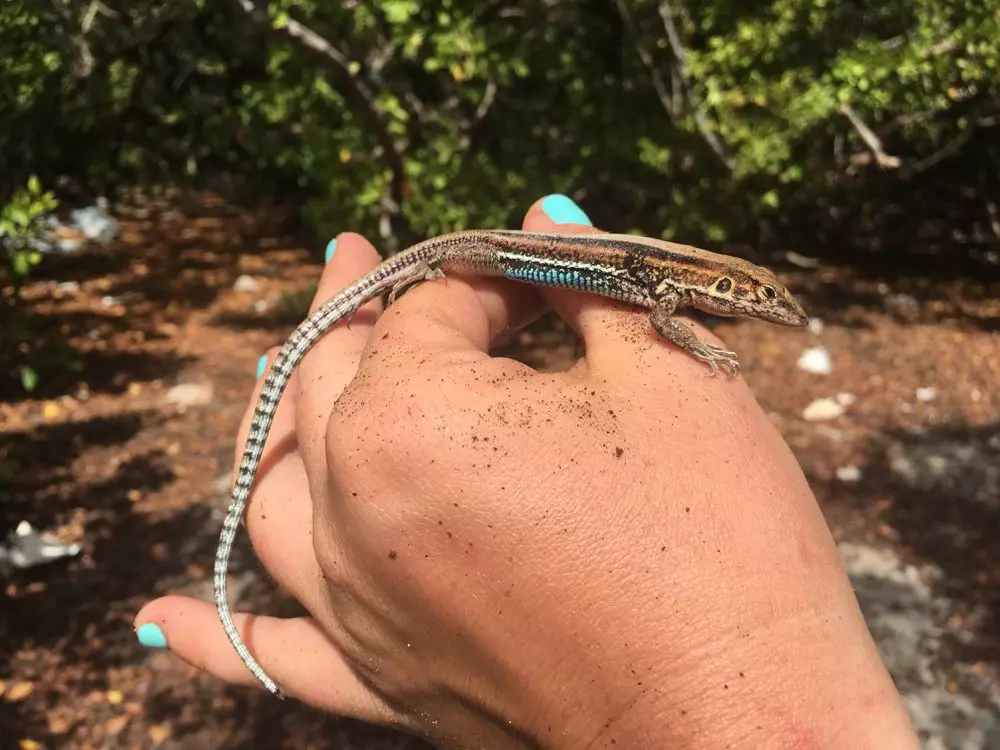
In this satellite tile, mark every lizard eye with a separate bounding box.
[715,277,733,293]
[761,285,776,299]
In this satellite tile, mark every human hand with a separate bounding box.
[136,195,918,749]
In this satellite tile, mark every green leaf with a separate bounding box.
[20,366,38,392]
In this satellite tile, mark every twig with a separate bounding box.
[230,0,407,238]
[612,0,679,121]
[656,0,735,170]
[901,128,972,179]
[839,102,901,169]
[985,200,1000,242]
[899,115,997,180]
[474,80,498,123]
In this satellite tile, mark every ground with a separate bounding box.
[1,192,998,749]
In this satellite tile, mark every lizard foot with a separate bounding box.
[387,263,445,307]
[689,342,740,377]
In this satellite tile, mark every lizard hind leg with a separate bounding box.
[386,262,445,307]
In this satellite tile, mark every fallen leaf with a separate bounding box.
[106,715,129,734]
[42,402,62,420]
[6,681,35,701]
[19,740,42,750]
[149,723,171,743]
[47,709,72,734]
[107,689,123,704]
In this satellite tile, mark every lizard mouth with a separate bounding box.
[781,297,809,327]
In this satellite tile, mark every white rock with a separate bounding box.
[785,251,820,268]
[836,465,862,482]
[807,317,825,335]
[165,382,213,409]
[233,274,259,293]
[836,392,856,406]
[797,346,832,375]
[916,387,936,402]
[803,397,846,421]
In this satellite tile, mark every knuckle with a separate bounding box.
[325,370,453,479]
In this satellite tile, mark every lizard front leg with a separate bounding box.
[650,296,740,376]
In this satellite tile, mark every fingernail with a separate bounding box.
[324,238,338,263]
[541,194,592,226]
[255,354,268,379]
[136,622,167,649]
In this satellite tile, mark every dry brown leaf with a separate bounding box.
[6,681,35,702]
[148,723,171,743]
[46,709,73,734]
[106,715,129,734]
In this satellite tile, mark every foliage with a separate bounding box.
[1,0,997,252]
[0,176,58,289]
[0,176,60,392]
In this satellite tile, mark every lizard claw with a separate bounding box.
[691,343,740,377]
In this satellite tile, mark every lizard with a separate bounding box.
[213,229,809,696]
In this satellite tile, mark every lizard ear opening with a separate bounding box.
[715,277,733,294]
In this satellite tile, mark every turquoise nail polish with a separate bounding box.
[324,238,338,263]
[137,622,167,649]
[256,354,268,379]
[541,194,592,226]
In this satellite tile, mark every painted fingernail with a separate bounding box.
[255,354,268,379]
[541,194,592,226]
[324,238,338,263]
[136,622,167,649]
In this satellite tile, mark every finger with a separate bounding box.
[134,597,395,726]
[522,195,732,374]
[299,232,386,391]
[233,346,298,478]
[226,349,331,621]
[291,234,389,498]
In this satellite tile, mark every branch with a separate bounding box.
[656,1,735,171]
[985,199,1000,242]
[839,102,901,169]
[65,0,117,78]
[474,80,498,124]
[612,0,680,121]
[230,0,407,236]
[900,114,998,181]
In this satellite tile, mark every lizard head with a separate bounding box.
[689,262,808,327]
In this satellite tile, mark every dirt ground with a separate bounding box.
[2,192,998,749]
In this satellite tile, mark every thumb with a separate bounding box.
[134,596,394,725]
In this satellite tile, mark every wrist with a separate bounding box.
[551,583,919,749]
